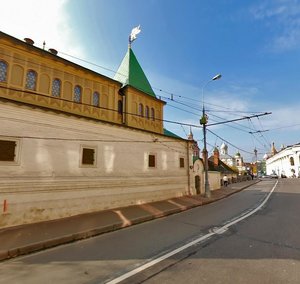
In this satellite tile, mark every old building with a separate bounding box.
[219,142,246,174]
[209,147,238,186]
[0,31,202,228]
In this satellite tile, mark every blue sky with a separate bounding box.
[1,0,300,161]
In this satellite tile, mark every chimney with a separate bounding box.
[213,147,219,166]
[193,141,199,158]
[48,48,58,55]
[24,38,34,45]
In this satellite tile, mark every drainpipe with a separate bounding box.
[187,140,191,195]
[122,94,126,124]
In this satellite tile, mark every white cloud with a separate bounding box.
[0,0,85,58]
[250,0,300,52]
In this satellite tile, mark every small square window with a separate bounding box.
[0,140,16,161]
[148,154,156,168]
[0,139,20,165]
[81,147,96,166]
[180,157,185,168]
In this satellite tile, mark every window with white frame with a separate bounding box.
[148,154,156,168]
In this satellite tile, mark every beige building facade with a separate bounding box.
[0,32,209,228]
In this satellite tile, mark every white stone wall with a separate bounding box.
[0,102,194,228]
[266,145,300,177]
[208,171,221,190]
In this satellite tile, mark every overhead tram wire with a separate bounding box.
[246,117,270,151]
[153,86,264,114]
[0,85,204,129]
[0,85,271,144]
[207,112,257,133]
[1,51,266,118]
[257,116,271,147]
[206,128,256,155]
[164,100,270,148]
[164,97,269,134]
[1,51,272,147]
[166,104,200,117]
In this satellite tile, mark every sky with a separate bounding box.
[1,0,300,161]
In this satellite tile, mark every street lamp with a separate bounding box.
[200,74,222,198]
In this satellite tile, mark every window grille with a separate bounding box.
[74,85,82,103]
[26,70,37,90]
[93,92,100,106]
[52,78,61,97]
[0,60,8,82]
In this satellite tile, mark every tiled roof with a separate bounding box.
[163,128,182,139]
[208,156,238,174]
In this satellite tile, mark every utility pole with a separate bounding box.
[200,74,222,198]
[254,147,258,176]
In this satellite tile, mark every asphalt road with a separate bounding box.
[1,179,295,284]
[125,179,300,284]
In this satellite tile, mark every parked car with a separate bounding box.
[270,174,278,179]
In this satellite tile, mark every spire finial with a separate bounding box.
[129,25,141,48]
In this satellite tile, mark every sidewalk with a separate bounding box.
[0,179,259,261]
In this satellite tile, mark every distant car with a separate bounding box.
[281,174,287,178]
[261,175,270,178]
[270,174,278,179]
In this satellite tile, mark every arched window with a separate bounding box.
[93,92,100,107]
[74,85,82,103]
[52,78,61,97]
[290,157,295,166]
[25,70,37,90]
[138,103,144,117]
[118,100,123,114]
[0,60,8,82]
[150,107,155,120]
[145,106,150,119]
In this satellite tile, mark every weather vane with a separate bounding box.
[129,25,141,47]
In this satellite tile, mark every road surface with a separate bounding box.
[1,179,298,284]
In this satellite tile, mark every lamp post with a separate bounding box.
[200,74,222,198]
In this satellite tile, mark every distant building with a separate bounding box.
[209,147,238,185]
[219,142,246,174]
[265,142,300,177]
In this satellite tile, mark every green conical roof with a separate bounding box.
[114,48,156,98]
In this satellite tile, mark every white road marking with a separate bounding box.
[106,181,278,284]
